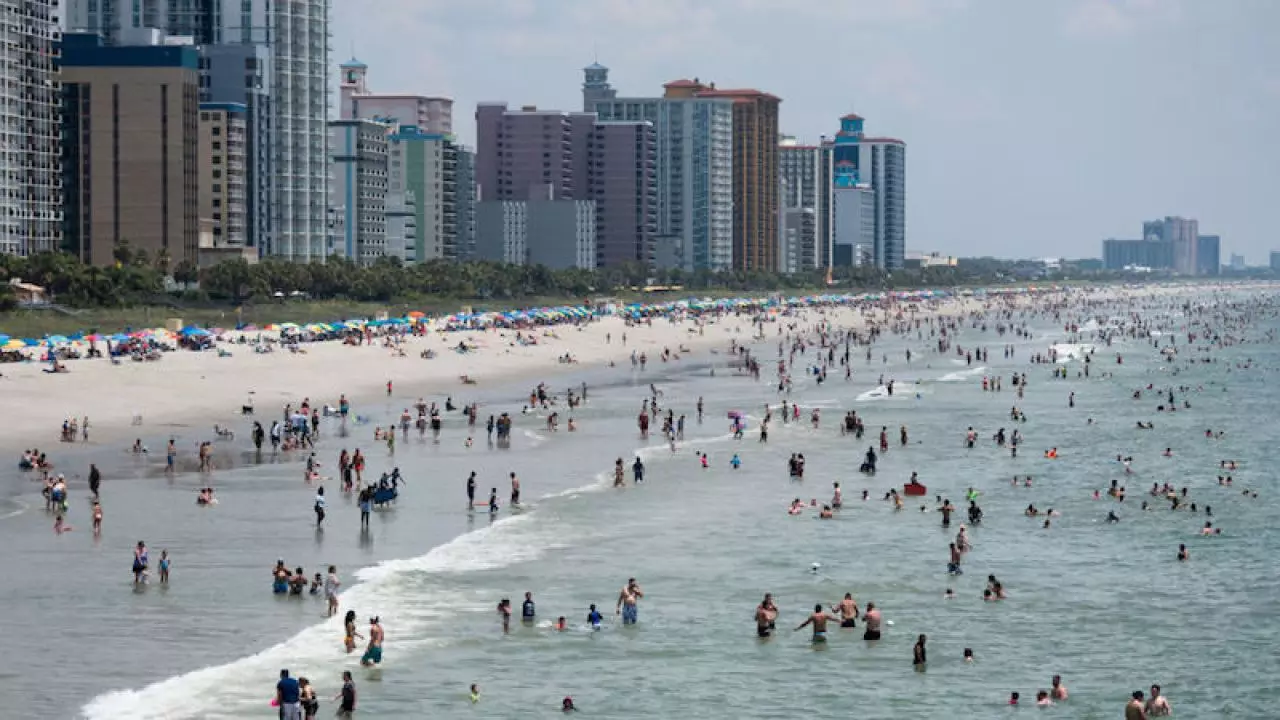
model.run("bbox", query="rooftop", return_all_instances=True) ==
[861,136,906,145]
[841,113,864,121]
[694,88,781,103]
[339,57,367,69]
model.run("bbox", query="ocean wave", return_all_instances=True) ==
[937,366,989,382]
[82,513,567,720]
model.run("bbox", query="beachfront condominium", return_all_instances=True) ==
[779,136,833,271]
[198,44,272,255]
[1196,235,1220,276]
[328,118,388,264]
[594,81,734,271]
[829,113,906,270]
[198,103,248,250]
[339,58,452,134]
[1143,217,1199,275]
[634,80,779,272]
[0,0,62,256]
[386,125,460,264]
[569,114,658,268]
[473,103,596,269]
[60,33,200,267]
[67,0,331,262]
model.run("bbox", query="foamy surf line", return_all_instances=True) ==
[81,513,564,720]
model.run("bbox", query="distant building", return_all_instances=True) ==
[475,200,596,270]
[1196,235,1220,275]
[473,103,620,269]
[0,0,61,256]
[829,114,905,270]
[60,33,201,267]
[779,137,833,271]
[686,83,781,272]
[198,103,248,249]
[199,44,272,254]
[386,126,460,263]
[903,252,958,269]
[328,119,388,264]
[832,186,876,268]
[1271,251,1280,272]
[455,145,477,261]
[67,0,332,262]
[1144,217,1198,274]
[581,62,616,113]
[1102,238,1169,270]
[338,59,452,134]
[1229,253,1246,271]
[595,85,734,271]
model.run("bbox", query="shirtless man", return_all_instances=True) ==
[1126,690,1147,720]
[831,593,858,628]
[754,593,778,637]
[862,602,882,640]
[360,617,383,667]
[1145,685,1171,716]
[793,603,837,643]
[616,578,643,625]
[1050,675,1068,700]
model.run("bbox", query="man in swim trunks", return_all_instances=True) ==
[832,593,858,628]
[794,603,837,642]
[913,634,927,668]
[755,593,778,637]
[616,578,643,625]
[863,602,882,640]
[360,617,383,666]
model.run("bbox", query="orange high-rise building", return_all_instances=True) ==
[665,80,781,271]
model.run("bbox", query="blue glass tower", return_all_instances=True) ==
[832,114,864,188]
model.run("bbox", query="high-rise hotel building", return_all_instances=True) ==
[0,0,62,256]
[67,0,331,261]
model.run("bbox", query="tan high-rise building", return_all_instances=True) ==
[198,103,248,249]
[61,34,200,267]
[664,81,780,271]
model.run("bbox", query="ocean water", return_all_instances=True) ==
[1,291,1277,719]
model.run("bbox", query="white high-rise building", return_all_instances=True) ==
[779,137,833,271]
[67,0,331,262]
[0,0,62,256]
[594,87,733,272]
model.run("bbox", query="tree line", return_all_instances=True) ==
[0,245,1087,311]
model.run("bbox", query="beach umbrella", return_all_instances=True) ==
[407,311,425,318]
[2,339,23,350]
[0,334,8,345]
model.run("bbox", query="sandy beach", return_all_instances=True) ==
[0,295,1004,454]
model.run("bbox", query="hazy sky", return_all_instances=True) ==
[333,0,1279,262]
